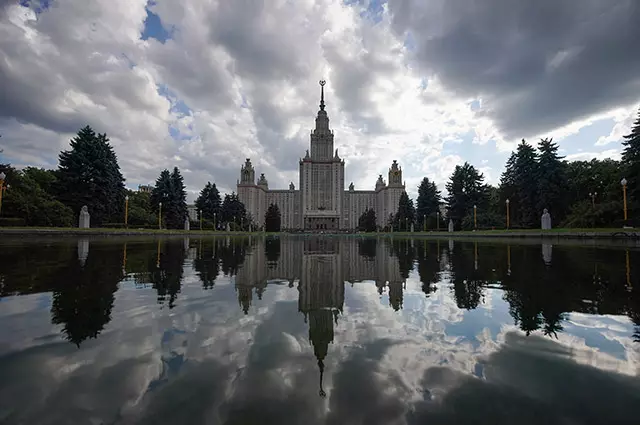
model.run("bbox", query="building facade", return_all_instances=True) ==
[237,81,405,230]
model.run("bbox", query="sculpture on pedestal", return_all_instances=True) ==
[541,209,552,230]
[78,205,90,229]
[184,217,190,231]
[448,219,454,232]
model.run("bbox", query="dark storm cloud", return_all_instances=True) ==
[388,0,640,139]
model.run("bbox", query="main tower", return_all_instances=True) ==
[299,80,345,230]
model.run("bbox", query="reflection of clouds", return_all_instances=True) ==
[2,237,640,424]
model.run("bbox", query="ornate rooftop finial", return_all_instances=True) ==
[319,79,326,111]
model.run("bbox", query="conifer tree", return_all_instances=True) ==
[622,108,640,203]
[57,126,125,225]
[394,191,415,231]
[537,138,568,221]
[195,181,221,221]
[416,177,441,228]
[264,203,281,232]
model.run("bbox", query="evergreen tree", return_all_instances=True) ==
[537,138,568,221]
[416,177,441,228]
[357,208,377,232]
[195,181,221,221]
[150,167,187,229]
[445,162,488,229]
[57,126,126,225]
[499,152,518,222]
[513,139,539,228]
[220,192,247,229]
[622,108,640,203]
[394,191,415,231]
[264,203,281,232]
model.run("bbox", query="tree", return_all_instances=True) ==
[57,126,126,225]
[622,107,640,204]
[394,191,415,231]
[264,203,281,232]
[416,177,441,229]
[513,139,539,228]
[126,190,155,226]
[150,167,187,229]
[0,164,74,227]
[445,162,488,229]
[537,138,568,222]
[195,181,221,221]
[357,208,377,232]
[220,192,247,229]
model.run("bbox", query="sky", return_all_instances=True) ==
[1,0,639,201]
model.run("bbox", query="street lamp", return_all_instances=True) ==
[505,199,510,229]
[124,195,129,228]
[473,204,477,230]
[0,172,6,215]
[589,192,597,207]
[621,178,628,222]
[213,212,217,231]
[423,214,426,232]
[199,209,202,230]
[158,201,162,229]
[436,211,440,231]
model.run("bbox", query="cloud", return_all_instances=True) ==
[1,0,638,201]
[387,0,640,141]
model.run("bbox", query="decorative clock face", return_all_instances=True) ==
[393,170,400,177]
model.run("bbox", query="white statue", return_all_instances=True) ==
[184,217,190,231]
[448,219,454,232]
[78,205,90,228]
[541,209,552,230]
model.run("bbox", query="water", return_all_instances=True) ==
[1,235,640,424]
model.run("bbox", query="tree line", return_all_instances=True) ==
[1,106,639,230]
[356,107,640,231]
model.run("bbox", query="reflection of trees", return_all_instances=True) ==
[218,238,251,276]
[193,240,219,289]
[415,240,440,298]
[357,238,377,260]
[388,239,415,280]
[149,239,185,309]
[50,240,122,347]
[265,237,280,268]
[449,243,487,310]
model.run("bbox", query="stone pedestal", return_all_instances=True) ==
[78,205,90,229]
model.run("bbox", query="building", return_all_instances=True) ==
[237,81,405,230]
[138,184,153,193]
[187,204,198,221]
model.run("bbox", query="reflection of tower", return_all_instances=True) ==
[298,237,344,397]
[388,280,404,311]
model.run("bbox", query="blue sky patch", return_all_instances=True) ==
[141,4,173,43]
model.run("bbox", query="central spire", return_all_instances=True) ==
[319,79,326,111]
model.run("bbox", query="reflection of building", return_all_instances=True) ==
[234,237,405,397]
[237,82,405,230]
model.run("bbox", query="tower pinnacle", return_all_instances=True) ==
[319,79,326,111]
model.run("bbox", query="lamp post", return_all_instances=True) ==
[0,172,6,215]
[158,202,162,229]
[621,178,628,222]
[589,192,597,207]
[423,214,426,232]
[124,195,129,228]
[199,209,203,230]
[436,211,440,231]
[473,204,477,230]
[213,212,217,231]
[505,199,510,230]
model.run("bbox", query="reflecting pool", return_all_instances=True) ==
[1,236,640,424]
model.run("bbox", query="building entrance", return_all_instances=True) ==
[305,217,339,231]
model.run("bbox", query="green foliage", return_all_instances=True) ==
[393,191,415,231]
[416,177,441,228]
[537,138,568,221]
[513,139,539,227]
[0,164,74,227]
[445,162,489,229]
[56,126,126,225]
[357,208,377,232]
[150,167,187,229]
[220,192,247,228]
[126,190,156,226]
[195,181,221,220]
[264,203,281,232]
[622,107,640,203]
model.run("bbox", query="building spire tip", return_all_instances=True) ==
[319,79,326,111]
